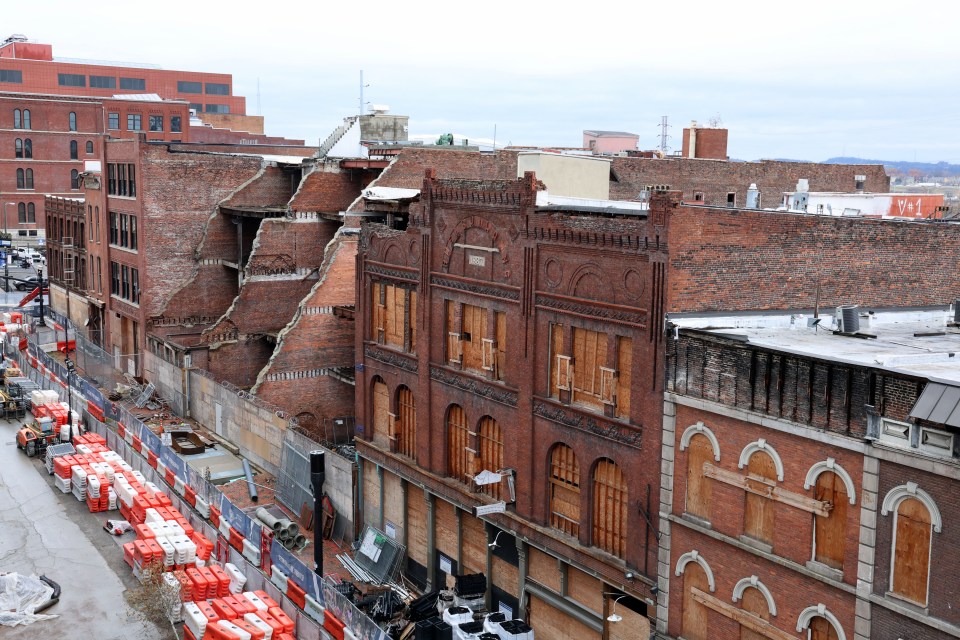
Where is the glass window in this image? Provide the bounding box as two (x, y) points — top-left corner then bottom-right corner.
(14, 138), (22, 158)
(13, 109), (20, 129)
(24, 169), (32, 189)
(23, 138), (31, 158)
(0, 70), (22, 83)
(205, 83), (229, 95)
(107, 112), (120, 130)
(23, 110), (30, 129)
(70, 140), (78, 160)
(107, 164), (116, 195)
(177, 80), (202, 94)
(16, 168), (24, 189)
(131, 269), (139, 304)
(26, 203), (34, 223)
(110, 262), (119, 295)
(148, 115), (163, 132)
(109, 212), (118, 244)
(204, 104), (230, 114)
(119, 77), (145, 91)
(170, 115), (182, 133)
(58, 73), (86, 87)
(89, 75), (116, 89)
(120, 214), (128, 247)
(17, 203), (25, 223)
(69, 112), (76, 131)
(127, 164), (136, 197)
(188, 103), (202, 114)
(129, 216), (137, 250)
(127, 114), (141, 131)
(85, 141), (93, 154)
(121, 265), (129, 299)
(70, 169), (78, 190)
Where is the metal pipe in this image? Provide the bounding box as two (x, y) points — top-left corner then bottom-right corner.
(242, 459), (258, 503)
(310, 450), (325, 578)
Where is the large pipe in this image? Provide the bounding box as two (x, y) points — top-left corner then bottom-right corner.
(256, 507), (284, 533)
(242, 459), (258, 503)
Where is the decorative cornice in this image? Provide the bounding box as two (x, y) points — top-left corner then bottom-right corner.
(431, 275), (520, 301)
(535, 293), (646, 327)
(429, 366), (518, 408)
(367, 262), (419, 283)
(364, 344), (419, 373)
(533, 400), (642, 449)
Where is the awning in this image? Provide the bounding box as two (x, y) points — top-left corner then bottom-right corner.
(908, 382), (960, 428)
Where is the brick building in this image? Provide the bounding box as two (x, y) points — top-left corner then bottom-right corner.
(654, 208), (960, 640)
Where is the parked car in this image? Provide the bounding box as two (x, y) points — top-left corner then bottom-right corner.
(14, 276), (41, 291)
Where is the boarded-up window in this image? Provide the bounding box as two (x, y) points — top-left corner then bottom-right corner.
(495, 312), (506, 381)
(372, 379), (390, 447)
(447, 405), (472, 484)
(461, 304), (488, 373)
(615, 337), (632, 419)
(685, 434), (713, 520)
(573, 328), (608, 409)
(396, 386), (416, 459)
(743, 452), (777, 545)
(372, 283), (386, 343)
(813, 471), (848, 569)
(549, 323), (566, 397)
(549, 444), (580, 538)
(681, 563), (710, 640)
(808, 616), (841, 640)
(891, 497), (932, 606)
(385, 284), (406, 347)
(446, 300), (461, 363)
(478, 417), (503, 499)
(739, 587), (770, 640)
(592, 459), (627, 558)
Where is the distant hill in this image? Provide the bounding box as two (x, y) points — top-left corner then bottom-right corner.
(823, 157), (960, 177)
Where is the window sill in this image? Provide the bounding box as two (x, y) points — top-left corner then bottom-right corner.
(805, 560), (843, 582)
(680, 513), (712, 529)
(738, 535), (773, 554)
(884, 591), (928, 613)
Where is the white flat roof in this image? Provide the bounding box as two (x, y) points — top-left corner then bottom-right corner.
(669, 308), (960, 385)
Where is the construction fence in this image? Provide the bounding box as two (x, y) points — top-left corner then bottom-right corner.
(6, 335), (389, 640)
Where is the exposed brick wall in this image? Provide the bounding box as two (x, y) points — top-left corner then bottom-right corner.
(681, 127), (728, 160)
(665, 205), (960, 313)
(290, 164), (369, 213)
(611, 157), (889, 206)
(254, 236), (358, 433)
(245, 218), (338, 274)
(169, 143), (316, 157)
(206, 335), (275, 389)
(874, 459), (960, 626)
(222, 165), (296, 209)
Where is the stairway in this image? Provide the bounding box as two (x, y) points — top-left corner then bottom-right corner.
(317, 116), (358, 158)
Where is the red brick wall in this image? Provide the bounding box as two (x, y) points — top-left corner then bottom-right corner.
(222, 165), (295, 209)
(681, 128), (728, 159)
(665, 204), (960, 312)
(290, 165), (368, 213)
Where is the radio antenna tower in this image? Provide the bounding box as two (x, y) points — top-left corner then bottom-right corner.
(659, 116), (671, 155)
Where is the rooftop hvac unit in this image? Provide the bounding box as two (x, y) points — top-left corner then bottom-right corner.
(836, 305), (860, 334)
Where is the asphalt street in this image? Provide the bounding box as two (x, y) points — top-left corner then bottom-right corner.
(0, 415), (173, 639)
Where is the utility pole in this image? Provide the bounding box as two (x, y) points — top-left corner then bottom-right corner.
(310, 450), (326, 578)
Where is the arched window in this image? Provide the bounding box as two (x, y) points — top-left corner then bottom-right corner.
(17, 203), (25, 223)
(23, 109), (30, 129)
(679, 559), (711, 640)
(685, 433), (715, 520)
(69, 111), (77, 131)
(70, 140), (78, 160)
(70, 169), (79, 190)
(13, 109), (20, 129)
(796, 606), (846, 640)
(592, 458), (627, 558)
(812, 471), (848, 570)
(86, 140), (94, 154)
(16, 168), (24, 189)
(371, 377), (389, 447)
(740, 587), (772, 640)
(25, 169), (33, 189)
(14, 138), (22, 158)
(549, 444), (580, 537)
(892, 497), (933, 606)
(477, 417), (503, 499)
(743, 450), (778, 546)
(447, 405), (471, 483)
(26, 203), (34, 223)
(395, 386), (416, 459)
(24, 138), (31, 158)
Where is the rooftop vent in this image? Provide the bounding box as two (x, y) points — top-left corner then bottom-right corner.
(835, 305), (860, 334)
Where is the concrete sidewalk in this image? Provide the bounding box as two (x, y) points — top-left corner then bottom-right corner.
(0, 416), (173, 639)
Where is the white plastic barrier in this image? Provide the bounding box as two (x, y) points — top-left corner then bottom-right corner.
(183, 602), (208, 638)
(304, 594), (325, 624)
(242, 538), (261, 566)
(217, 620), (252, 640)
(244, 612), (274, 640)
(269, 566), (288, 593)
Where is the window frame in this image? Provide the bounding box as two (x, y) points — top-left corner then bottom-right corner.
(127, 113), (142, 131)
(107, 112), (120, 130)
(68, 112), (77, 131)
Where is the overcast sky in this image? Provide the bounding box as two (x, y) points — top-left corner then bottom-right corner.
(10, 2), (960, 162)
